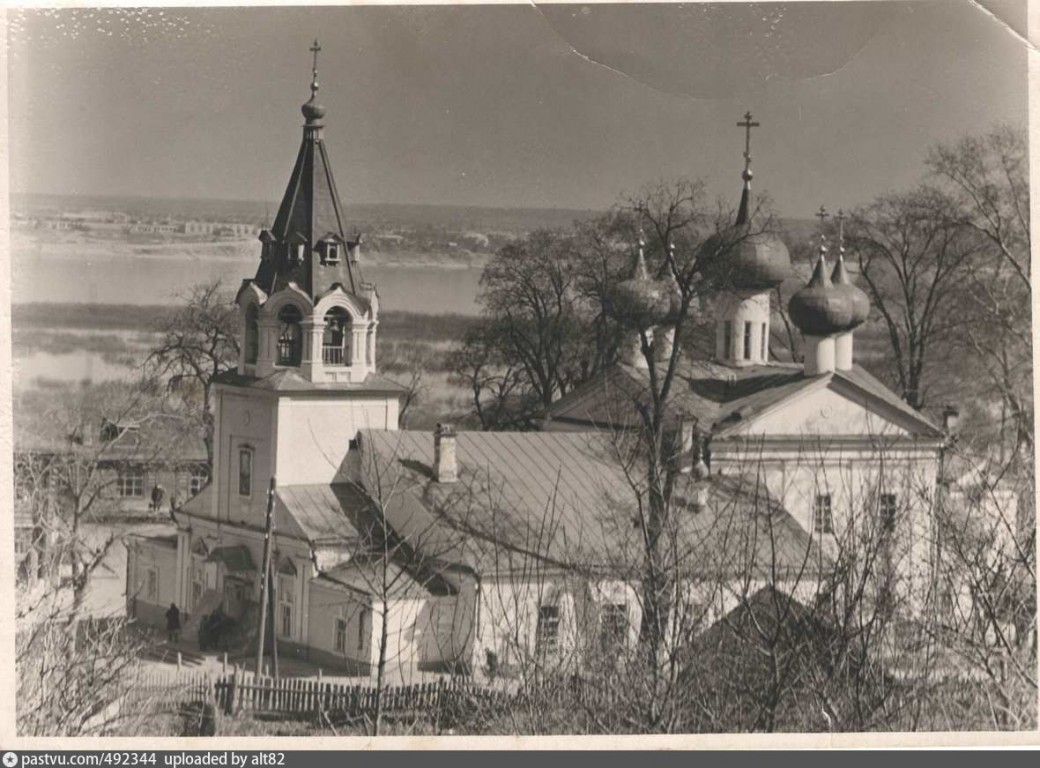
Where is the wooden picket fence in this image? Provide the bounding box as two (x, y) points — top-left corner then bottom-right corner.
(129, 667), (516, 722)
(126, 668), (219, 713)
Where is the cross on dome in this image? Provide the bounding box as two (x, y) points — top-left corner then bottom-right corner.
(310, 39), (321, 95)
(734, 111), (761, 226)
(737, 110), (760, 182)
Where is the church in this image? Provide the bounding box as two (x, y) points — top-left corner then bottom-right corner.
(127, 45), (948, 682)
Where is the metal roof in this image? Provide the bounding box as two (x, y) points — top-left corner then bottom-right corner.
(254, 106), (363, 300)
(273, 483), (373, 545)
(213, 368), (408, 397)
(547, 360), (942, 438)
(358, 428), (822, 580)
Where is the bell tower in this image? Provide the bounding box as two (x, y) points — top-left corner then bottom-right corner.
(236, 39), (379, 386)
(202, 42), (403, 529)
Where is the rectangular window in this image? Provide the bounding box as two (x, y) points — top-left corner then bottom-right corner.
(599, 603), (628, 650)
(358, 608), (368, 651)
(879, 493), (897, 536)
(188, 467), (207, 496)
(277, 574), (295, 638)
(723, 321), (732, 359)
(813, 494), (833, 535)
(536, 605), (560, 654)
(238, 448), (252, 497)
(743, 321), (753, 360)
(291, 243), (304, 263)
(117, 467), (145, 498)
(326, 244), (339, 264)
(334, 618), (347, 652)
(761, 323), (768, 361)
(146, 568), (159, 601)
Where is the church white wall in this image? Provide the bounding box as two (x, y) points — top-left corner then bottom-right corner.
(127, 539), (178, 629)
(715, 291), (771, 365)
(713, 440), (939, 614)
(741, 383), (910, 438)
(212, 387), (278, 529)
(275, 395), (399, 485)
(307, 582), (373, 674)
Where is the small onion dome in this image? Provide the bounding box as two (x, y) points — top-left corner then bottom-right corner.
(788, 252), (857, 336)
(830, 252), (870, 329)
(702, 225), (792, 292)
(607, 248), (674, 330)
(302, 95), (326, 123)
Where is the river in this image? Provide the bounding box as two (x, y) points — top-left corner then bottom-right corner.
(14, 250), (484, 314)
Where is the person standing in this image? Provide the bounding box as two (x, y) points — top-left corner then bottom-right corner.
(165, 602), (181, 643)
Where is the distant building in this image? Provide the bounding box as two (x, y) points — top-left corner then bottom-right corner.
(15, 417), (208, 586)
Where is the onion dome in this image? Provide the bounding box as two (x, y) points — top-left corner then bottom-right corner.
(727, 226), (791, 291)
(702, 110), (791, 292)
(302, 96), (326, 123)
(700, 224), (792, 293)
(830, 251), (870, 329)
(607, 241), (674, 330)
(788, 250), (857, 336)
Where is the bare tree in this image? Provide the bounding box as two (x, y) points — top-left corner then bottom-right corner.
(145, 280), (240, 465)
(846, 187), (980, 409)
(926, 126), (1032, 465)
(927, 125), (1030, 291)
(14, 383), (184, 614)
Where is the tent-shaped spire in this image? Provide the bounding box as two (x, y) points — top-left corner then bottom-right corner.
(255, 40), (362, 298)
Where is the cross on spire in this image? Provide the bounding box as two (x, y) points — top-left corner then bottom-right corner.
(836, 208), (846, 252)
(310, 39), (321, 94)
(737, 111), (760, 181)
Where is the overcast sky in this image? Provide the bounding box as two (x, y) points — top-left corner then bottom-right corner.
(6, 2), (1029, 217)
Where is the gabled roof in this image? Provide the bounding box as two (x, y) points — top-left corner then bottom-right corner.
(357, 428), (823, 581)
(14, 411), (207, 463)
(547, 360), (942, 439)
(273, 483), (374, 546)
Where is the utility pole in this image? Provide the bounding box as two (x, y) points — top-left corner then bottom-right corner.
(255, 476), (276, 675)
(269, 556), (280, 679)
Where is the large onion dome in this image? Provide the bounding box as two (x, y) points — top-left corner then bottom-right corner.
(702, 223), (792, 292)
(830, 252), (870, 329)
(607, 247), (674, 330)
(788, 252), (857, 336)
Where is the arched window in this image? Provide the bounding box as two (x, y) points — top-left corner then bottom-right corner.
(322, 307), (350, 366)
(244, 304), (259, 364)
(276, 305), (303, 366)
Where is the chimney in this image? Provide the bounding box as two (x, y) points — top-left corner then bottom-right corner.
(433, 423), (458, 483)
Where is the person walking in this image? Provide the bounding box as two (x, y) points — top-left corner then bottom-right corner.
(165, 602), (181, 644)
